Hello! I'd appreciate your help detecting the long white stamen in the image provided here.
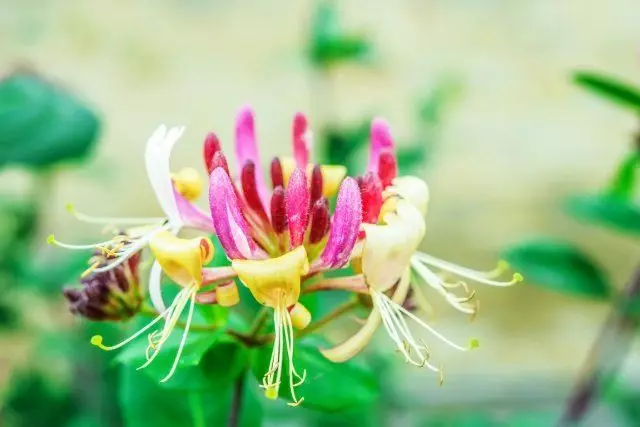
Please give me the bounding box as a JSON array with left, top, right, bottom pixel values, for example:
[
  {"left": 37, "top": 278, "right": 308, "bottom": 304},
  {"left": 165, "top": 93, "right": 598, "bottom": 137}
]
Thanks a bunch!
[
  {"left": 413, "top": 252, "right": 522, "bottom": 286},
  {"left": 374, "top": 292, "right": 440, "bottom": 372},
  {"left": 48, "top": 235, "right": 125, "bottom": 250},
  {"left": 68, "top": 204, "right": 166, "bottom": 225},
  {"left": 138, "top": 289, "right": 191, "bottom": 370},
  {"left": 161, "top": 291, "right": 196, "bottom": 382},
  {"left": 411, "top": 259, "right": 476, "bottom": 314},
  {"left": 90, "top": 297, "right": 181, "bottom": 352}
]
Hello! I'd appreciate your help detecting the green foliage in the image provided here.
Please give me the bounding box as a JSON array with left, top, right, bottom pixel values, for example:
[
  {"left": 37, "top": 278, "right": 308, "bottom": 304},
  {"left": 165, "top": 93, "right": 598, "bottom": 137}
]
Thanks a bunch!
[
  {"left": 502, "top": 238, "right": 611, "bottom": 299},
  {"left": 566, "top": 194, "right": 640, "bottom": 236},
  {"left": 251, "top": 336, "right": 380, "bottom": 411},
  {"left": 119, "top": 368, "right": 262, "bottom": 427},
  {"left": 0, "top": 72, "right": 100, "bottom": 168},
  {"left": 573, "top": 71, "right": 640, "bottom": 112},
  {"left": 1, "top": 370, "right": 78, "bottom": 427},
  {"left": 309, "top": 2, "right": 372, "bottom": 68},
  {"left": 607, "top": 151, "right": 639, "bottom": 199}
]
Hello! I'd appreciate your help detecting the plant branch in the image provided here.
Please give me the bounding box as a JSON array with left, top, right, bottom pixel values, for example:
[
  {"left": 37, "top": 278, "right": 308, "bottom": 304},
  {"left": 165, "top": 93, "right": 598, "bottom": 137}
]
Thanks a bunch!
[
  {"left": 558, "top": 264, "right": 640, "bottom": 426},
  {"left": 227, "top": 372, "right": 246, "bottom": 427}
]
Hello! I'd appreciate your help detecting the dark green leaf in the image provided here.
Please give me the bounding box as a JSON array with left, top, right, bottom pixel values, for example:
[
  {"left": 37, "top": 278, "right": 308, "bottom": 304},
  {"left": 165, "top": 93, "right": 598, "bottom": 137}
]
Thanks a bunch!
[
  {"left": 252, "top": 336, "right": 380, "bottom": 411},
  {"left": 565, "top": 194, "right": 640, "bottom": 235},
  {"left": 573, "top": 71, "right": 640, "bottom": 111},
  {"left": 0, "top": 298, "right": 19, "bottom": 329},
  {"left": 120, "top": 368, "right": 262, "bottom": 427},
  {"left": 396, "top": 144, "right": 427, "bottom": 174},
  {"left": 0, "top": 72, "right": 100, "bottom": 168},
  {"left": 502, "top": 238, "right": 611, "bottom": 299}
]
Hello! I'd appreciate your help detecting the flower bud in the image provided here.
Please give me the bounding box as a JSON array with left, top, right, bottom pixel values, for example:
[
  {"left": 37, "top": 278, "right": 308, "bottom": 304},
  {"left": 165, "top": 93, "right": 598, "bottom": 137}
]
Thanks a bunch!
[{"left": 64, "top": 251, "right": 142, "bottom": 321}]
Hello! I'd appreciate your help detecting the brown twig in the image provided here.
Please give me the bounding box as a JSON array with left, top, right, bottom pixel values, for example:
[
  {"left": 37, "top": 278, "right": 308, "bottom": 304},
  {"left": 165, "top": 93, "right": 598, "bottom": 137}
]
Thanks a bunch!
[{"left": 558, "top": 264, "right": 640, "bottom": 425}]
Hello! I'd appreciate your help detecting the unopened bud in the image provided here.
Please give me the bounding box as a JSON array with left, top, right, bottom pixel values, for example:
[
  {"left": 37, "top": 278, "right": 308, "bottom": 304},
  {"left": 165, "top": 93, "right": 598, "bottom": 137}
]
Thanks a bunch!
[
  {"left": 270, "top": 186, "right": 287, "bottom": 234},
  {"left": 216, "top": 281, "right": 240, "bottom": 307},
  {"left": 378, "top": 151, "right": 398, "bottom": 188},
  {"left": 288, "top": 302, "right": 311, "bottom": 330},
  {"left": 358, "top": 172, "right": 383, "bottom": 224},
  {"left": 203, "top": 132, "right": 222, "bottom": 174},
  {"left": 270, "top": 157, "right": 284, "bottom": 189}
]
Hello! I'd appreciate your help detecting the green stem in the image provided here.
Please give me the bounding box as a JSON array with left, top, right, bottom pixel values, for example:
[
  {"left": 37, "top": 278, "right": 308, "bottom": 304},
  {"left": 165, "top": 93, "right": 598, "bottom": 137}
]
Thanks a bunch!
[
  {"left": 226, "top": 372, "right": 246, "bottom": 427},
  {"left": 189, "top": 391, "right": 205, "bottom": 427}
]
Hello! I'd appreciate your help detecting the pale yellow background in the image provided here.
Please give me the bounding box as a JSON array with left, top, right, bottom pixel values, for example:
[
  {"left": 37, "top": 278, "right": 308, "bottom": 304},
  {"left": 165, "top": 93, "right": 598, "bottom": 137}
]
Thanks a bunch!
[{"left": 1, "top": 0, "right": 639, "bottom": 409}]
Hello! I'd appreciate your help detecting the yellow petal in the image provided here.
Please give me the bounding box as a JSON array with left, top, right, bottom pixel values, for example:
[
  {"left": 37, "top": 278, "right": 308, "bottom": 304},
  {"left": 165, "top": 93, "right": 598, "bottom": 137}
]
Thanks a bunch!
[
  {"left": 321, "top": 268, "right": 411, "bottom": 362},
  {"left": 305, "top": 164, "right": 347, "bottom": 198},
  {"left": 172, "top": 167, "right": 203, "bottom": 201},
  {"left": 149, "top": 231, "right": 213, "bottom": 288},
  {"left": 232, "top": 246, "right": 309, "bottom": 308},
  {"left": 280, "top": 157, "right": 296, "bottom": 187}
]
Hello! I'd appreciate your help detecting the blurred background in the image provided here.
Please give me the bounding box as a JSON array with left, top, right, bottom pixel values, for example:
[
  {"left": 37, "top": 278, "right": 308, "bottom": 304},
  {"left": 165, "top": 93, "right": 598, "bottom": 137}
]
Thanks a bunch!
[{"left": 1, "top": 0, "right": 640, "bottom": 426}]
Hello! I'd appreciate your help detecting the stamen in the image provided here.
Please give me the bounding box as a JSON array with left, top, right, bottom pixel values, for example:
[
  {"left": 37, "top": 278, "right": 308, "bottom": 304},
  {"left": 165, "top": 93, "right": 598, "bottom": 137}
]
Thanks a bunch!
[
  {"left": 89, "top": 295, "right": 183, "bottom": 352},
  {"left": 160, "top": 290, "right": 196, "bottom": 382},
  {"left": 411, "top": 259, "right": 477, "bottom": 315},
  {"left": 413, "top": 252, "right": 523, "bottom": 286},
  {"left": 66, "top": 204, "right": 165, "bottom": 225},
  {"left": 81, "top": 261, "right": 100, "bottom": 278},
  {"left": 47, "top": 234, "right": 126, "bottom": 250}
]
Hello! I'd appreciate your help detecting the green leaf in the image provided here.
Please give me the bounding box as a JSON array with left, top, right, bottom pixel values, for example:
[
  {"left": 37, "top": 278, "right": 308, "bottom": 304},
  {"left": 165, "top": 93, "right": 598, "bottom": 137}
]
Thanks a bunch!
[
  {"left": 0, "top": 72, "right": 100, "bottom": 168},
  {"left": 502, "top": 238, "right": 611, "bottom": 299},
  {"left": 251, "top": 336, "right": 380, "bottom": 411},
  {"left": 573, "top": 71, "right": 640, "bottom": 111},
  {"left": 120, "top": 368, "right": 262, "bottom": 427},
  {"left": 396, "top": 144, "right": 427, "bottom": 174},
  {"left": 607, "top": 151, "right": 640, "bottom": 199},
  {"left": 0, "top": 298, "right": 19, "bottom": 329},
  {"left": 565, "top": 194, "right": 640, "bottom": 235},
  {"left": 309, "top": 2, "right": 372, "bottom": 67}
]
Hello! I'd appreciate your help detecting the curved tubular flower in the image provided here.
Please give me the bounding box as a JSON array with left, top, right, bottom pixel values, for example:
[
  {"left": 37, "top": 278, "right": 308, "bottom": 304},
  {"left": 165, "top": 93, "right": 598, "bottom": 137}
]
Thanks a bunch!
[
  {"left": 90, "top": 232, "right": 213, "bottom": 382},
  {"left": 233, "top": 246, "right": 310, "bottom": 406},
  {"left": 49, "top": 125, "right": 214, "bottom": 279},
  {"left": 203, "top": 107, "right": 364, "bottom": 404},
  {"left": 320, "top": 120, "right": 522, "bottom": 383}
]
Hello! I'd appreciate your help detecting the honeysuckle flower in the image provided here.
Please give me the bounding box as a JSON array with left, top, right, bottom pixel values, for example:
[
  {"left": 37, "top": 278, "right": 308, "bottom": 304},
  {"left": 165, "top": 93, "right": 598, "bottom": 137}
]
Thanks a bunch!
[
  {"left": 49, "top": 125, "right": 215, "bottom": 316},
  {"left": 90, "top": 232, "right": 214, "bottom": 382},
  {"left": 320, "top": 118, "right": 522, "bottom": 381},
  {"left": 64, "top": 250, "right": 142, "bottom": 321},
  {"left": 203, "top": 106, "right": 362, "bottom": 405}
]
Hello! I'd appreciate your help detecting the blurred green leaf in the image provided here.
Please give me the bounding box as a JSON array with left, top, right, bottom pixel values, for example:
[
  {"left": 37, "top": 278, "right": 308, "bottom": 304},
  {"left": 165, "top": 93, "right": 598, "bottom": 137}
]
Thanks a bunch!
[
  {"left": 0, "top": 298, "right": 19, "bottom": 329},
  {"left": 321, "top": 121, "right": 370, "bottom": 173},
  {"left": 252, "top": 336, "right": 380, "bottom": 411},
  {"left": 565, "top": 194, "right": 640, "bottom": 236},
  {"left": 397, "top": 144, "right": 427, "bottom": 174},
  {"left": 2, "top": 370, "right": 77, "bottom": 427},
  {"left": 0, "top": 72, "right": 100, "bottom": 168},
  {"left": 309, "top": 2, "right": 372, "bottom": 67},
  {"left": 573, "top": 71, "right": 640, "bottom": 112},
  {"left": 607, "top": 151, "right": 639, "bottom": 199},
  {"left": 502, "top": 238, "right": 611, "bottom": 299},
  {"left": 120, "top": 368, "right": 261, "bottom": 427}
]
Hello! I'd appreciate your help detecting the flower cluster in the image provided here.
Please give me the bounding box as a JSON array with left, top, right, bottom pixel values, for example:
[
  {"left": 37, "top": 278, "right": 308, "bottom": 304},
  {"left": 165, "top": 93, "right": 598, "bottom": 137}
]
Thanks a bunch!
[{"left": 51, "top": 105, "right": 521, "bottom": 406}]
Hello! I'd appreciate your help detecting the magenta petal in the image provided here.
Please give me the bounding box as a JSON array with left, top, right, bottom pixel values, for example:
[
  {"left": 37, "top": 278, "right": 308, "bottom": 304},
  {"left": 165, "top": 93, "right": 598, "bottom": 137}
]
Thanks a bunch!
[
  {"left": 235, "top": 105, "right": 270, "bottom": 212},
  {"left": 209, "top": 168, "right": 260, "bottom": 260},
  {"left": 174, "top": 189, "right": 215, "bottom": 233},
  {"left": 321, "top": 177, "right": 362, "bottom": 268},
  {"left": 285, "top": 167, "right": 310, "bottom": 248},
  {"left": 292, "top": 112, "right": 310, "bottom": 168},
  {"left": 367, "top": 118, "right": 395, "bottom": 174}
]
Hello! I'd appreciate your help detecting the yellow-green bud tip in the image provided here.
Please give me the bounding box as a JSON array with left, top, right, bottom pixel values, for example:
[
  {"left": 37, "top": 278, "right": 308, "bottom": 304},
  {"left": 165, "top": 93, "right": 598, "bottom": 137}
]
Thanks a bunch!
[
  {"left": 65, "top": 203, "right": 76, "bottom": 214},
  {"left": 468, "top": 338, "right": 480, "bottom": 350},
  {"left": 513, "top": 273, "right": 524, "bottom": 283},
  {"left": 264, "top": 386, "right": 278, "bottom": 400},
  {"left": 46, "top": 234, "right": 55, "bottom": 244},
  {"left": 90, "top": 335, "right": 103, "bottom": 347}
]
